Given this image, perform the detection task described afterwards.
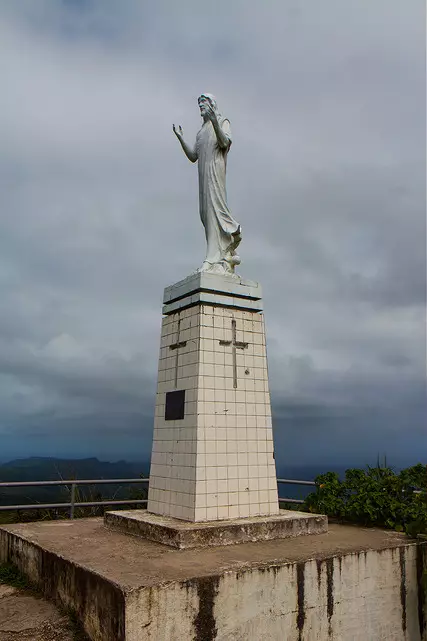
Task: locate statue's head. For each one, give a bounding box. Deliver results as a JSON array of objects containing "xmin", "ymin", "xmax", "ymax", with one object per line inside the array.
[{"xmin": 198, "ymin": 93, "xmax": 219, "ymax": 119}]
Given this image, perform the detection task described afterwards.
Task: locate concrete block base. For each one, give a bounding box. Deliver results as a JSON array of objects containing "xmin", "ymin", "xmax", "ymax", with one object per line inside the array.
[
  {"xmin": 1, "ymin": 519, "xmax": 426, "ymax": 641},
  {"xmin": 104, "ymin": 508, "xmax": 328, "ymax": 549}
]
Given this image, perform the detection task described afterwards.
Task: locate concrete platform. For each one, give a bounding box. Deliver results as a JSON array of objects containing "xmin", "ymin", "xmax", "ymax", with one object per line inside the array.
[
  {"xmin": 0, "ymin": 518, "xmax": 426, "ymax": 641},
  {"xmin": 104, "ymin": 509, "xmax": 327, "ymax": 549}
]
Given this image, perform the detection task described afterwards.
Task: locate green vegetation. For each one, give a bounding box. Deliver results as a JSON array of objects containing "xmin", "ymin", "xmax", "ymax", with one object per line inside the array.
[
  {"xmin": 279, "ymin": 500, "xmax": 308, "ymax": 511},
  {"xmin": 0, "ymin": 478, "xmax": 148, "ymax": 525},
  {"xmin": 0, "ymin": 562, "xmax": 35, "ymax": 590},
  {"xmin": 304, "ymin": 463, "xmax": 427, "ymax": 536},
  {"xmin": 0, "ymin": 458, "xmax": 149, "ymax": 525}
]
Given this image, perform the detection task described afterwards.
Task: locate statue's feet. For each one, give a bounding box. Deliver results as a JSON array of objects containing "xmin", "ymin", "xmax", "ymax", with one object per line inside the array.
[
  {"xmin": 199, "ymin": 261, "xmax": 212, "ymax": 272},
  {"xmin": 198, "ymin": 260, "xmax": 240, "ymax": 278}
]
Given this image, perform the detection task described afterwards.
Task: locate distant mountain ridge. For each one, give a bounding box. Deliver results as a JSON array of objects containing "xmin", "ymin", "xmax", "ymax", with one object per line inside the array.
[
  {"xmin": 0, "ymin": 457, "xmax": 150, "ymax": 509},
  {"xmin": 0, "ymin": 457, "xmax": 149, "ymax": 482}
]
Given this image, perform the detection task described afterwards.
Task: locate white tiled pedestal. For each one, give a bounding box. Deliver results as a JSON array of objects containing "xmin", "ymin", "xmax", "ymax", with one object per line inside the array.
[
  {"xmin": 105, "ymin": 273, "xmax": 328, "ymax": 546},
  {"xmin": 148, "ymin": 304, "xmax": 278, "ymax": 522},
  {"xmin": 146, "ymin": 272, "xmax": 278, "ymax": 522}
]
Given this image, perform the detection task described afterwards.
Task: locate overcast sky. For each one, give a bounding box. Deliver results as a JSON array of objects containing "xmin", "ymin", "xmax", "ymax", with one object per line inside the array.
[{"xmin": 0, "ymin": 0, "xmax": 425, "ymax": 470}]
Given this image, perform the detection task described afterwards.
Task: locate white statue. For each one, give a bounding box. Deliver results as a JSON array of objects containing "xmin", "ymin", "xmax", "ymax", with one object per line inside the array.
[{"xmin": 173, "ymin": 94, "xmax": 242, "ymax": 275}]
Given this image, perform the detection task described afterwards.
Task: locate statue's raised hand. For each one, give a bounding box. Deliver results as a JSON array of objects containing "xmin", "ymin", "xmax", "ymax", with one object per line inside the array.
[
  {"xmin": 204, "ymin": 101, "xmax": 217, "ymax": 124},
  {"xmin": 173, "ymin": 124, "xmax": 184, "ymax": 140}
]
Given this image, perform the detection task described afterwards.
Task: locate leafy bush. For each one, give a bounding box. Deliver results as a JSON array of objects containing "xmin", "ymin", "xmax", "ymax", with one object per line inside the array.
[{"xmin": 304, "ymin": 463, "xmax": 427, "ymax": 536}]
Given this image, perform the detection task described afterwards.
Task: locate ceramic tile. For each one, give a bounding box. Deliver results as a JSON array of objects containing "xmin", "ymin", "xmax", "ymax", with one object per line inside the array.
[
  {"xmin": 150, "ymin": 301, "xmax": 277, "ymax": 522},
  {"xmin": 227, "ymin": 477, "xmax": 239, "ymax": 492},
  {"xmin": 196, "ymin": 467, "xmax": 206, "ymax": 481},
  {"xmin": 204, "ymin": 351, "xmax": 216, "ymax": 365},
  {"xmin": 235, "ymin": 415, "xmax": 247, "ymax": 428},
  {"xmin": 216, "ymin": 444, "xmax": 227, "ymax": 458},
  {"xmin": 201, "ymin": 363, "xmax": 215, "ymax": 378},
  {"xmin": 217, "ymin": 479, "xmax": 228, "ymax": 494},
  {"xmin": 238, "ymin": 491, "xmax": 250, "ymax": 505},
  {"xmin": 214, "ymin": 389, "xmax": 226, "ymax": 403},
  {"xmin": 225, "ymin": 414, "xmax": 236, "ymax": 428},
  {"xmin": 226, "ymin": 440, "xmax": 238, "ymax": 454},
  {"xmin": 228, "ymin": 505, "xmax": 239, "ymax": 519},
  {"xmin": 238, "ymin": 467, "xmax": 250, "ymax": 482},
  {"xmin": 227, "ymin": 465, "xmax": 239, "ymax": 479},
  {"xmin": 214, "ymin": 364, "xmax": 225, "ymax": 378},
  {"xmin": 225, "ymin": 451, "xmax": 238, "ymax": 467},
  {"xmin": 206, "ymin": 506, "xmax": 218, "ymax": 520},
  {"xmin": 218, "ymin": 505, "xmax": 229, "ymax": 519},
  {"xmin": 195, "ymin": 493, "xmax": 207, "ymax": 508},
  {"xmin": 206, "ymin": 479, "xmax": 217, "ymax": 494},
  {"xmin": 206, "ymin": 467, "xmax": 217, "ymax": 480},
  {"xmin": 203, "ymin": 388, "xmax": 215, "ymax": 403},
  {"xmin": 245, "ymin": 403, "xmax": 256, "ymax": 416},
  {"xmin": 237, "ymin": 442, "xmax": 247, "ymax": 455},
  {"xmin": 194, "ymin": 507, "xmax": 207, "ymax": 521}
]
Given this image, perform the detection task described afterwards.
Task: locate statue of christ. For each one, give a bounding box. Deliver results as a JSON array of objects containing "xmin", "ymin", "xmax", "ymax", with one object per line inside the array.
[{"xmin": 173, "ymin": 94, "xmax": 241, "ymax": 275}]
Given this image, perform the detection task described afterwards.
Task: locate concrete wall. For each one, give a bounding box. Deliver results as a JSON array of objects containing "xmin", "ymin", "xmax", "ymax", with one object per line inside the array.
[
  {"xmin": 0, "ymin": 531, "xmax": 125, "ymax": 641},
  {"xmin": 1, "ymin": 524, "xmax": 426, "ymax": 641},
  {"xmin": 127, "ymin": 545, "xmax": 426, "ymax": 641}
]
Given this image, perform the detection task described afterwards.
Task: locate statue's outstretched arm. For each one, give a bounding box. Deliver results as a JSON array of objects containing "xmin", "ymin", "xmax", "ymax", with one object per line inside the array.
[{"xmin": 173, "ymin": 124, "xmax": 198, "ymax": 163}]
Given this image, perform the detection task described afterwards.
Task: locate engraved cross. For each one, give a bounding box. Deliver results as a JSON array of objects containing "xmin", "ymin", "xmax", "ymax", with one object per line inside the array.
[
  {"xmin": 169, "ymin": 318, "xmax": 187, "ymax": 388},
  {"xmin": 219, "ymin": 319, "xmax": 248, "ymax": 388}
]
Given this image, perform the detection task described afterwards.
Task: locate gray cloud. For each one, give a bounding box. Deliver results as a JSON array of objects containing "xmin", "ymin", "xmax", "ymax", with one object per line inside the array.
[{"xmin": 0, "ymin": 0, "xmax": 425, "ymax": 468}]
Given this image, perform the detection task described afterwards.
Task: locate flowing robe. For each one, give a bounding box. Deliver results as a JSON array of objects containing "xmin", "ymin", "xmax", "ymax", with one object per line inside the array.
[{"xmin": 196, "ymin": 118, "xmax": 241, "ymax": 267}]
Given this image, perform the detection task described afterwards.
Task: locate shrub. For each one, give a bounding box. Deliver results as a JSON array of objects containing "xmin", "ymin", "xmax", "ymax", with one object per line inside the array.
[{"xmin": 304, "ymin": 463, "xmax": 427, "ymax": 536}]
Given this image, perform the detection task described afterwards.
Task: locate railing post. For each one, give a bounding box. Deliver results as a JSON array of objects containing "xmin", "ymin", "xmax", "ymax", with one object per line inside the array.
[{"xmin": 70, "ymin": 483, "xmax": 76, "ymax": 519}]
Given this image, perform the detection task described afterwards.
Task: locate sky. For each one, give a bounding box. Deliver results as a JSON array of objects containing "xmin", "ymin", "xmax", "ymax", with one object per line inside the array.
[{"xmin": 0, "ymin": 0, "xmax": 425, "ymax": 470}]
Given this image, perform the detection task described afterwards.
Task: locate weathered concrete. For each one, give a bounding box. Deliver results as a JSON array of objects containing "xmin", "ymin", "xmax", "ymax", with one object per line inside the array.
[
  {"xmin": 0, "ymin": 518, "xmax": 426, "ymax": 641},
  {"xmin": 105, "ymin": 509, "xmax": 327, "ymax": 548}
]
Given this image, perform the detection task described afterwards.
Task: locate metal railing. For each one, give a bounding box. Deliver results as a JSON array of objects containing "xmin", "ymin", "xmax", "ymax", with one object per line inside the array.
[
  {"xmin": 0, "ymin": 477, "xmax": 313, "ymax": 518},
  {"xmin": 277, "ymin": 478, "xmax": 315, "ymax": 505}
]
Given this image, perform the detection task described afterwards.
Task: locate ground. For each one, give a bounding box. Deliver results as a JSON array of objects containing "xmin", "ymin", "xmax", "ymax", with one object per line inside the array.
[{"xmin": 0, "ymin": 582, "xmax": 88, "ymax": 641}]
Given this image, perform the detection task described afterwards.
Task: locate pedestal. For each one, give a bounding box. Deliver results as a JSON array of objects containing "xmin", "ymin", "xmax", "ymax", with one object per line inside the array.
[
  {"xmin": 105, "ymin": 509, "xmax": 327, "ymax": 549},
  {"xmin": 106, "ymin": 271, "xmax": 328, "ymax": 547},
  {"xmin": 147, "ymin": 272, "xmax": 279, "ymax": 522}
]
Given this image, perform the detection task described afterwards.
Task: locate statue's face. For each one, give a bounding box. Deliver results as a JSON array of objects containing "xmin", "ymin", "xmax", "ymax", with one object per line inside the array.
[{"xmin": 198, "ymin": 95, "xmax": 210, "ymax": 117}]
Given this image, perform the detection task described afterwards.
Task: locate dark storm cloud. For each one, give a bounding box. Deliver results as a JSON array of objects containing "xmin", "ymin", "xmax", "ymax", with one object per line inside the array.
[{"xmin": 0, "ymin": 0, "xmax": 425, "ymax": 465}]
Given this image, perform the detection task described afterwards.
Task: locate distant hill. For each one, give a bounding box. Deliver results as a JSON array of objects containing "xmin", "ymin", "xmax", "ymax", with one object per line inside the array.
[
  {"xmin": 0, "ymin": 457, "xmax": 149, "ymax": 481},
  {"xmin": 0, "ymin": 457, "xmax": 150, "ymax": 508}
]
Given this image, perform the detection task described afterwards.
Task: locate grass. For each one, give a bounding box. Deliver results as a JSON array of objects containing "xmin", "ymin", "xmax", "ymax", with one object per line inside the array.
[{"xmin": 0, "ymin": 562, "xmax": 35, "ymax": 590}]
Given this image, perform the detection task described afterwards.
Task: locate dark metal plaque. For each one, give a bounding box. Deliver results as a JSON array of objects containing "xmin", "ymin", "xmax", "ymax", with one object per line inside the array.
[{"xmin": 165, "ymin": 389, "xmax": 185, "ymax": 421}]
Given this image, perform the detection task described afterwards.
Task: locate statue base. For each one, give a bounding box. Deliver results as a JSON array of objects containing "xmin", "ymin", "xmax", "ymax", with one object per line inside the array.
[
  {"xmin": 162, "ymin": 271, "xmax": 263, "ymax": 314},
  {"xmin": 104, "ymin": 509, "xmax": 327, "ymax": 549},
  {"xmin": 148, "ymin": 272, "xmax": 279, "ymax": 522}
]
